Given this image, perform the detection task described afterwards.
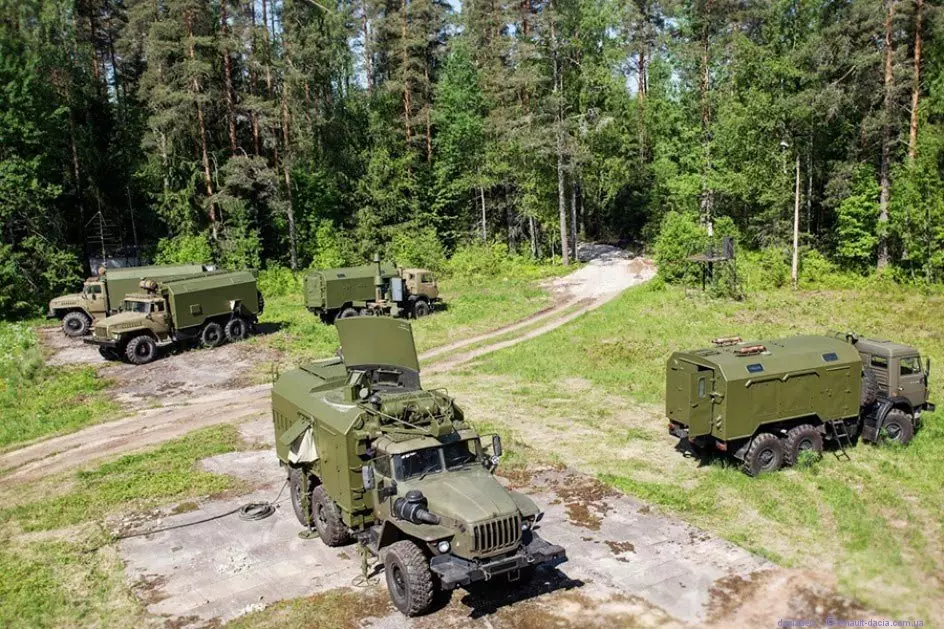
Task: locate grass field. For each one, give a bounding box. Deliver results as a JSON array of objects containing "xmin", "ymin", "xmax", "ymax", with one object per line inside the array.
[
  {"xmin": 0, "ymin": 425, "xmax": 248, "ymax": 628},
  {"xmin": 432, "ymin": 281, "xmax": 944, "ymax": 620}
]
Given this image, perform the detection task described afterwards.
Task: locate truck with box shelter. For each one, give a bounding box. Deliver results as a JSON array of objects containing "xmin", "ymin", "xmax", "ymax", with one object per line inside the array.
[
  {"xmin": 666, "ymin": 334, "xmax": 933, "ymax": 475},
  {"xmin": 272, "ymin": 317, "xmax": 565, "ymax": 615},
  {"xmin": 304, "ymin": 255, "xmax": 440, "ymax": 323},
  {"xmin": 47, "ymin": 263, "xmax": 208, "ymax": 337},
  {"xmin": 84, "ymin": 271, "xmax": 263, "ymax": 364}
]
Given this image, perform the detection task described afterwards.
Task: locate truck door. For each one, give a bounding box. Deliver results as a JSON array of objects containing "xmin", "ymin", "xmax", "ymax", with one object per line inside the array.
[
  {"xmin": 896, "ymin": 355, "xmax": 927, "ymax": 408},
  {"xmin": 689, "ymin": 370, "xmax": 714, "ymax": 437},
  {"xmin": 419, "ymin": 273, "xmax": 439, "ymax": 300}
]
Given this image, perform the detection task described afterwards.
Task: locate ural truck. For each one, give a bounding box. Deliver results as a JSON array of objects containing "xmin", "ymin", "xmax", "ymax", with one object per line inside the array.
[
  {"xmin": 84, "ymin": 271, "xmax": 263, "ymax": 364},
  {"xmin": 304, "ymin": 255, "xmax": 440, "ymax": 323},
  {"xmin": 47, "ymin": 264, "xmax": 208, "ymax": 337},
  {"xmin": 666, "ymin": 334, "xmax": 934, "ymax": 476},
  {"xmin": 272, "ymin": 317, "xmax": 565, "ymax": 616}
]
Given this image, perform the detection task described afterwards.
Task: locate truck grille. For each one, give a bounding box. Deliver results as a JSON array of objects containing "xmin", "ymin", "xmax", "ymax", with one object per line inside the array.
[
  {"xmin": 93, "ymin": 326, "xmax": 108, "ymax": 339},
  {"xmin": 473, "ymin": 515, "xmax": 521, "ymax": 553}
]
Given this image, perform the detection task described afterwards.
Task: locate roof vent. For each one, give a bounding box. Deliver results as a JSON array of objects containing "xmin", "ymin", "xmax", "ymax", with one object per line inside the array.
[{"xmin": 711, "ymin": 336, "xmax": 742, "ymax": 346}]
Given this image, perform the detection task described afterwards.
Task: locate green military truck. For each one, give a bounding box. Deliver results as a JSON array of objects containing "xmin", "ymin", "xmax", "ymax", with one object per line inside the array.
[
  {"xmin": 272, "ymin": 317, "xmax": 565, "ymax": 616},
  {"xmin": 47, "ymin": 264, "xmax": 208, "ymax": 337},
  {"xmin": 84, "ymin": 271, "xmax": 263, "ymax": 364},
  {"xmin": 666, "ymin": 334, "xmax": 934, "ymax": 475},
  {"xmin": 304, "ymin": 255, "xmax": 440, "ymax": 323}
]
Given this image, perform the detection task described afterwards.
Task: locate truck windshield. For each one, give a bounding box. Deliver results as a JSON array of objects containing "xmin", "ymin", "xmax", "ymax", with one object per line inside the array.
[
  {"xmin": 122, "ymin": 300, "xmax": 150, "ymax": 313},
  {"xmin": 393, "ymin": 439, "xmax": 482, "ymax": 481}
]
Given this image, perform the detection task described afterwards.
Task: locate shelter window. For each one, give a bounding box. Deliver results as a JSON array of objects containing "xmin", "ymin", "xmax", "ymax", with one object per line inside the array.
[
  {"xmin": 337, "ymin": 273, "xmax": 346, "ymax": 278},
  {"xmin": 746, "ymin": 363, "xmax": 764, "ymax": 374},
  {"xmin": 870, "ymin": 355, "xmax": 889, "ymax": 369},
  {"xmin": 697, "ymin": 377, "xmax": 707, "ymax": 398},
  {"xmin": 822, "ymin": 352, "xmax": 839, "ymax": 362},
  {"xmin": 900, "ymin": 356, "xmax": 921, "ymax": 376}
]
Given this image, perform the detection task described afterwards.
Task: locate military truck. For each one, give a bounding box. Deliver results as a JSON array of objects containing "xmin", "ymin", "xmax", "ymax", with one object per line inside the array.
[
  {"xmin": 272, "ymin": 318, "xmax": 565, "ymax": 616},
  {"xmin": 84, "ymin": 271, "xmax": 263, "ymax": 364},
  {"xmin": 47, "ymin": 264, "xmax": 208, "ymax": 337},
  {"xmin": 304, "ymin": 255, "xmax": 440, "ymax": 323},
  {"xmin": 666, "ymin": 334, "xmax": 934, "ymax": 475}
]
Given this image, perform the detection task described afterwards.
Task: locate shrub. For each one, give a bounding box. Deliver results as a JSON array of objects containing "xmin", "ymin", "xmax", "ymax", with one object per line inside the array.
[
  {"xmin": 386, "ymin": 227, "xmax": 446, "ymax": 271},
  {"xmin": 257, "ymin": 265, "xmax": 301, "ymax": 297},
  {"xmin": 653, "ymin": 211, "xmax": 708, "ymax": 285},
  {"xmin": 154, "ymin": 233, "xmax": 213, "ymax": 265},
  {"xmin": 307, "ymin": 220, "xmax": 354, "ymax": 270}
]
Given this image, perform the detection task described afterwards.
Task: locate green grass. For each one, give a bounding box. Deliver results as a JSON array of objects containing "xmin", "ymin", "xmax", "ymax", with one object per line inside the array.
[
  {"xmin": 249, "ymin": 271, "xmax": 566, "ymax": 372},
  {"xmin": 451, "ymin": 282, "xmax": 944, "ymax": 618},
  {"xmin": 0, "ymin": 425, "xmax": 249, "ymax": 627},
  {"xmin": 0, "ymin": 321, "xmax": 118, "ymax": 450}
]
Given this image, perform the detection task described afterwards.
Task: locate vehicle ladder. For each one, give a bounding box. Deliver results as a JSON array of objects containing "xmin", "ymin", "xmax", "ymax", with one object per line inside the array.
[{"xmin": 828, "ymin": 419, "xmax": 852, "ymax": 461}]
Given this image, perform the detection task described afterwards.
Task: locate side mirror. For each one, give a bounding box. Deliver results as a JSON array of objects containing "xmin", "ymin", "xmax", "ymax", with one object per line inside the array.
[
  {"xmin": 926, "ymin": 357, "xmax": 931, "ymax": 377},
  {"xmin": 491, "ymin": 434, "xmax": 503, "ymax": 458},
  {"xmin": 361, "ymin": 465, "xmax": 375, "ymax": 491}
]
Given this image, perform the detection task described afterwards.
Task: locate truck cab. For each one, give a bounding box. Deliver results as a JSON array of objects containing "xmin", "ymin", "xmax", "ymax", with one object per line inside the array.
[
  {"xmin": 401, "ymin": 268, "xmax": 439, "ymax": 302},
  {"xmin": 850, "ymin": 336, "xmax": 933, "ymax": 414}
]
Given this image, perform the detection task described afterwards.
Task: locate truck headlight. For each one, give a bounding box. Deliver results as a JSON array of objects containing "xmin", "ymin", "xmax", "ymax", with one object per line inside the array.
[
  {"xmin": 521, "ymin": 519, "xmax": 531, "ymax": 531},
  {"xmin": 436, "ymin": 540, "xmax": 451, "ymax": 554}
]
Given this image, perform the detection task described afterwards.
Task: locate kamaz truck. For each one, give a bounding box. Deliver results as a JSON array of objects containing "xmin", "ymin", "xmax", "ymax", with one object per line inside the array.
[
  {"xmin": 272, "ymin": 317, "xmax": 565, "ymax": 616},
  {"xmin": 666, "ymin": 333, "xmax": 934, "ymax": 475},
  {"xmin": 304, "ymin": 255, "xmax": 440, "ymax": 323},
  {"xmin": 48, "ymin": 264, "xmax": 208, "ymax": 337},
  {"xmin": 84, "ymin": 271, "xmax": 263, "ymax": 364}
]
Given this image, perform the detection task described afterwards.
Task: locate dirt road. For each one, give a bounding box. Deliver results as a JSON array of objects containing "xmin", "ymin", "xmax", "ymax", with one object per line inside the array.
[{"xmin": 0, "ymin": 247, "xmax": 653, "ymax": 485}]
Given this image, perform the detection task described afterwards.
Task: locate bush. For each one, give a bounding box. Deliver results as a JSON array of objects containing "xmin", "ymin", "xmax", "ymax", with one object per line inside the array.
[
  {"xmin": 307, "ymin": 220, "xmax": 354, "ymax": 270},
  {"xmin": 154, "ymin": 233, "xmax": 213, "ymax": 265},
  {"xmin": 799, "ymin": 249, "xmax": 857, "ymax": 289},
  {"xmin": 386, "ymin": 227, "xmax": 446, "ymax": 271},
  {"xmin": 257, "ymin": 265, "xmax": 301, "ymax": 297},
  {"xmin": 653, "ymin": 211, "xmax": 709, "ymax": 285},
  {"xmin": 444, "ymin": 242, "xmax": 551, "ymax": 279}
]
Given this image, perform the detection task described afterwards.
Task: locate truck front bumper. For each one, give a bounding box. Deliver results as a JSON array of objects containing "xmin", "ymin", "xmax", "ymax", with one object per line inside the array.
[
  {"xmin": 925, "ymin": 402, "xmax": 936, "ymax": 413},
  {"xmin": 668, "ymin": 421, "xmax": 689, "ymax": 440},
  {"xmin": 429, "ymin": 532, "xmax": 566, "ymax": 590},
  {"xmin": 83, "ymin": 337, "xmax": 118, "ymax": 349}
]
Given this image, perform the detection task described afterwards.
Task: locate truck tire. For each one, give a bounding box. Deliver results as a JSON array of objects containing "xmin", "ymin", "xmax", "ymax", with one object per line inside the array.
[
  {"xmin": 311, "ymin": 485, "xmax": 351, "ymax": 546},
  {"xmin": 784, "ymin": 424, "xmax": 823, "ymax": 466},
  {"xmin": 880, "ymin": 409, "xmax": 915, "ymax": 445},
  {"xmin": 860, "ymin": 369, "xmax": 879, "ymax": 406},
  {"xmin": 62, "ymin": 311, "xmax": 91, "ymax": 337},
  {"xmin": 224, "ymin": 317, "xmax": 248, "ymax": 342},
  {"xmin": 200, "ymin": 322, "xmax": 224, "ymax": 348},
  {"xmin": 384, "ymin": 540, "xmax": 435, "ymax": 617},
  {"xmin": 336, "ymin": 307, "xmax": 358, "ymax": 321},
  {"xmin": 742, "ymin": 433, "xmax": 784, "ymax": 476},
  {"xmin": 289, "ymin": 468, "xmax": 318, "ymax": 527},
  {"xmin": 412, "ymin": 299, "xmax": 430, "ymax": 318},
  {"xmin": 125, "ymin": 335, "xmax": 157, "ymax": 365}
]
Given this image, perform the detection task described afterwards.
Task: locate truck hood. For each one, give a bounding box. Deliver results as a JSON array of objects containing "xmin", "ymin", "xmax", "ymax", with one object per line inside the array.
[
  {"xmin": 96, "ymin": 311, "xmax": 147, "ymax": 331},
  {"xmin": 49, "ymin": 294, "xmax": 84, "ymax": 309},
  {"xmin": 408, "ymin": 467, "xmax": 520, "ymax": 524}
]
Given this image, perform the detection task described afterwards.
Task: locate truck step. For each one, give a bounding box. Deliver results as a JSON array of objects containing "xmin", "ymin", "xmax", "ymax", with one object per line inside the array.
[{"xmin": 828, "ymin": 420, "xmax": 852, "ymax": 461}]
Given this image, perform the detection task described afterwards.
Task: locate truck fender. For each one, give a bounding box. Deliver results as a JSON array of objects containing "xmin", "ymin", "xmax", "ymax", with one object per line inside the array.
[{"xmin": 864, "ymin": 398, "xmax": 914, "ymax": 443}]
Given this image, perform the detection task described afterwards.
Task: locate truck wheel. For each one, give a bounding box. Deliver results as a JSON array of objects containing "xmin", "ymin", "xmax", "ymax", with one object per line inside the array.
[
  {"xmin": 224, "ymin": 317, "xmax": 248, "ymax": 342},
  {"xmin": 289, "ymin": 468, "xmax": 318, "ymax": 527},
  {"xmin": 861, "ymin": 369, "xmax": 879, "ymax": 406},
  {"xmin": 384, "ymin": 540, "xmax": 434, "ymax": 617},
  {"xmin": 62, "ymin": 312, "xmax": 91, "ymax": 337},
  {"xmin": 98, "ymin": 346, "xmax": 119, "ymax": 361},
  {"xmin": 125, "ymin": 335, "xmax": 157, "ymax": 365},
  {"xmin": 742, "ymin": 433, "xmax": 784, "ymax": 476},
  {"xmin": 311, "ymin": 485, "xmax": 351, "ymax": 546},
  {"xmin": 200, "ymin": 322, "xmax": 224, "ymax": 348},
  {"xmin": 880, "ymin": 409, "xmax": 915, "ymax": 445},
  {"xmin": 412, "ymin": 299, "xmax": 430, "ymax": 318},
  {"xmin": 784, "ymin": 424, "xmax": 823, "ymax": 466},
  {"xmin": 336, "ymin": 307, "xmax": 358, "ymax": 321}
]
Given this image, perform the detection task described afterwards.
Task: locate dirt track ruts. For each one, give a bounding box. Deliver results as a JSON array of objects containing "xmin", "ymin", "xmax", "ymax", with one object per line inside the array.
[{"xmin": 0, "ymin": 250, "xmax": 655, "ymax": 486}]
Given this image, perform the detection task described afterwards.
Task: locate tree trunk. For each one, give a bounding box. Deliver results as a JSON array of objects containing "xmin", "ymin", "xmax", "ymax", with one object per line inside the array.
[
  {"xmin": 281, "ymin": 49, "xmax": 298, "ymax": 270},
  {"xmin": 186, "ymin": 12, "xmax": 217, "ymax": 239},
  {"xmin": 221, "ymin": 0, "xmax": 238, "ymax": 155},
  {"xmin": 877, "ymin": 0, "xmax": 897, "ymax": 270},
  {"xmin": 361, "ymin": 0, "xmax": 374, "ymax": 94},
  {"xmin": 571, "ymin": 178, "xmax": 578, "ymax": 260},
  {"xmin": 424, "ymin": 65, "xmax": 433, "ymax": 163},
  {"xmin": 247, "ymin": 0, "xmax": 261, "ymax": 155},
  {"xmin": 908, "ymin": 0, "xmax": 923, "ymax": 163},
  {"xmin": 552, "ymin": 12, "xmax": 569, "ymax": 265},
  {"xmin": 699, "ymin": 5, "xmax": 714, "ymax": 237},
  {"xmin": 401, "ymin": 0, "xmax": 413, "ymax": 150},
  {"xmin": 791, "ymin": 152, "xmax": 800, "ymax": 289},
  {"xmin": 637, "ymin": 0, "xmax": 649, "ymax": 158},
  {"xmin": 529, "ymin": 216, "xmax": 537, "ymax": 258},
  {"xmin": 479, "ymin": 186, "xmax": 487, "ymax": 241}
]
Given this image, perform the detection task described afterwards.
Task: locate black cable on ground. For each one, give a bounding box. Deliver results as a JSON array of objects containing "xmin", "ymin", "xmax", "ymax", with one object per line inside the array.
[{"xmin": 112, "ymin": 479, "xmax": 288, "ymax": 542}]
